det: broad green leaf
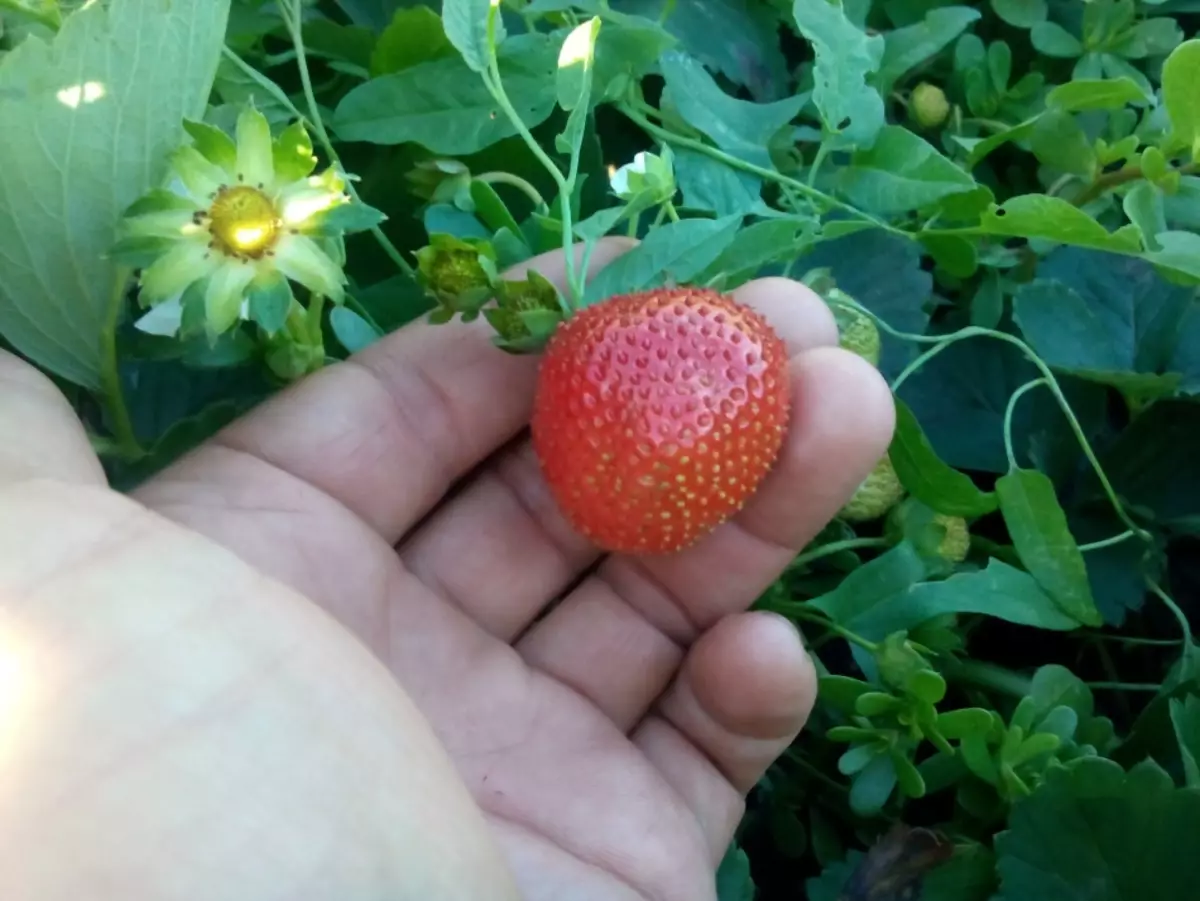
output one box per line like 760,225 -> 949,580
583,214 -> 742,303
877,6 -> 981,93
300,19 -> 375,70
1030,20 -> 1083,57
370,6 -> 455,76
699,217 -> 816,286
1162,39 -> 1200,156
995,469 -> 1102,627
981,195 -> 1143,254
612,0 -> 787,100
1123,181 -> 1167,252
333,0 -> 407,31
674,148 -> 765,218
889,398 -> 999,517
835,125 -> 979,214
1169,696 -> 1200,788
0,0 -> 230,390
1116,17 -> 1184,58
715,842 -> 756,901
1013,247 -> 1193,402
990,0 -> 1047,28
591,12 -> 676,102
332,34 -> 557,154
1029,110 -> 1096,176
442,0 -> 501,73
1046,77 -> 1150,111
1096,398 -> 1200,529
791,0 -> 886,148
330,306 -> 383,354
920,234 -> 979,278
810,550 -> 1081,639
658,50 -> 805,169
995,758 -> 1200,901
1144,229 -> 1200,281
961,116 -> 1040,167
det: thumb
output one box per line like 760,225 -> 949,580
0,350 -> 105,487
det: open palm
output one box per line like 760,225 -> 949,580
3,240 -> 893,901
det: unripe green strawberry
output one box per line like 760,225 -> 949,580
886,498 -> 972,566
840,455 -> 905,522
833,304 -> 881,367
531,286 -> 791,554
910,82 -> 950,129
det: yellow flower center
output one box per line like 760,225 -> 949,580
208,185 -> 280,258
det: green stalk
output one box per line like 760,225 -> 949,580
99,268 -> 144,461
1002,378 -> 1048,471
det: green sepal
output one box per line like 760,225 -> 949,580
123,188 -> 198,218
247,273 -> 295,335
273,120 -> 318,183
110,235 -> 177,268
183,118 -> 238,171
310,200 -> 388,236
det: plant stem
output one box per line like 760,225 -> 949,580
275,3 -> 417,281
1085,681 -> 1165,692
1087,633 -> 1183,646
476,171 -> 549,209
100,268 -> 144,461
617,103 -> 904,237
1146,577 -> 1194,662
664,201 -> 681,222
768,605 -> 880,653
790,537 -> 892,570
1003,378 -> 1048,471
1078,530 -> 1138,553
1073,161 -> 1199,207
944,659 -> 1033,698
783,750 -> 850,794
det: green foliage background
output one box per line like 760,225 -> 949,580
2,0 -> 1200,897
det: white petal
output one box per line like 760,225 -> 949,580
205,259 -> 258,334
134,295 -> 185,337
609,166 -> 630,195
236,106 -> 275,189
273,234 -> 346,302
139,237 -> 218,302
124,209 -> 199,240
276,177 -> 343,230
169,146 -> 228,204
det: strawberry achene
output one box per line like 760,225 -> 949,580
531,286 -> 792,554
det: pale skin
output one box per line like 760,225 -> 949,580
0,239 -> 895,901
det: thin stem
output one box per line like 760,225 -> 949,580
1003,378 -> 1048,471
1085,682 -> 1165,692
1146,577 -> 1194,661
274,3 -> 416,280
618,103 -> 903,237
783,750 -> 850,794
944,659 -> 1033,698
770,606 -> 879,653
475,171 -> 548,209
889,335 -> 961,393
790,537 -> 892,570
664,201 -> 681,222
808,139 -> 832,190
1078,530 -> 1137,553
100,268 -> 144,461
1087,633 -> 1183,646
1073,161 -> 1199,207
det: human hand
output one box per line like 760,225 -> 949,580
0,239 -> 894,900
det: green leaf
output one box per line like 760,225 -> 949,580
1046,77 -> 1150,111
995,469 -> 1102,628
835,125 -> 980,214
330,306 -> 383,354
791,0 -> 886,148
810,551 -> 1081,639
583,214 -> 742,303
1169,696 -> 1200,788
370,6 -> 455,77
715,842 -> 756,901
1124,181 -> 1167,252
674,148 -> 765,218
889,398 -> 999,517
0,0 -> 230,389
938,708 -> 996,739
1144,229 -> 1200,281
182,118 -> 237,171
590,11 -> 676,102
849,752 -> 898,815
698,217 -> 816,286
246,275 -> 293,335
877,6 -> 982,93
920,234 -> 979,279
442,0 -> 501,73
658,50 -> 805,169
1013,247 -> 1193,402
1029,110 -> 1096,177
1162,39 -> 1200,156
1030,20 -> 1084,57
990,0 -> 1047,28
332,34 -> 558,154
995,758 -> 1200,901
981,195 -> 1143,254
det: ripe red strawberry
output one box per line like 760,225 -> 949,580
531,286 -> 792,554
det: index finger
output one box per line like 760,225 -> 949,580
138,238 -> 634,544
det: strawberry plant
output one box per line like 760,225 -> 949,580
2,0 -> 1200,898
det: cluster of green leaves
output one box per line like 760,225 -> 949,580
1,0 -> 1199,898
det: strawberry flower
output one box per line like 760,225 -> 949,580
608,147 -> 676,205
116,106 -> 377,339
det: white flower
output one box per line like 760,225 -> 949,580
608,146 -> 676,204
118,107 -> 364,338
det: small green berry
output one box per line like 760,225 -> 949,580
841,455 -> 906,522
910,82 -> 950,130
834,304 -> 882,367
934,513 -> 970,563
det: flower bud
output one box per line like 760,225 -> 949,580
910,82 -> 950,129
609,147 -> 676,205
